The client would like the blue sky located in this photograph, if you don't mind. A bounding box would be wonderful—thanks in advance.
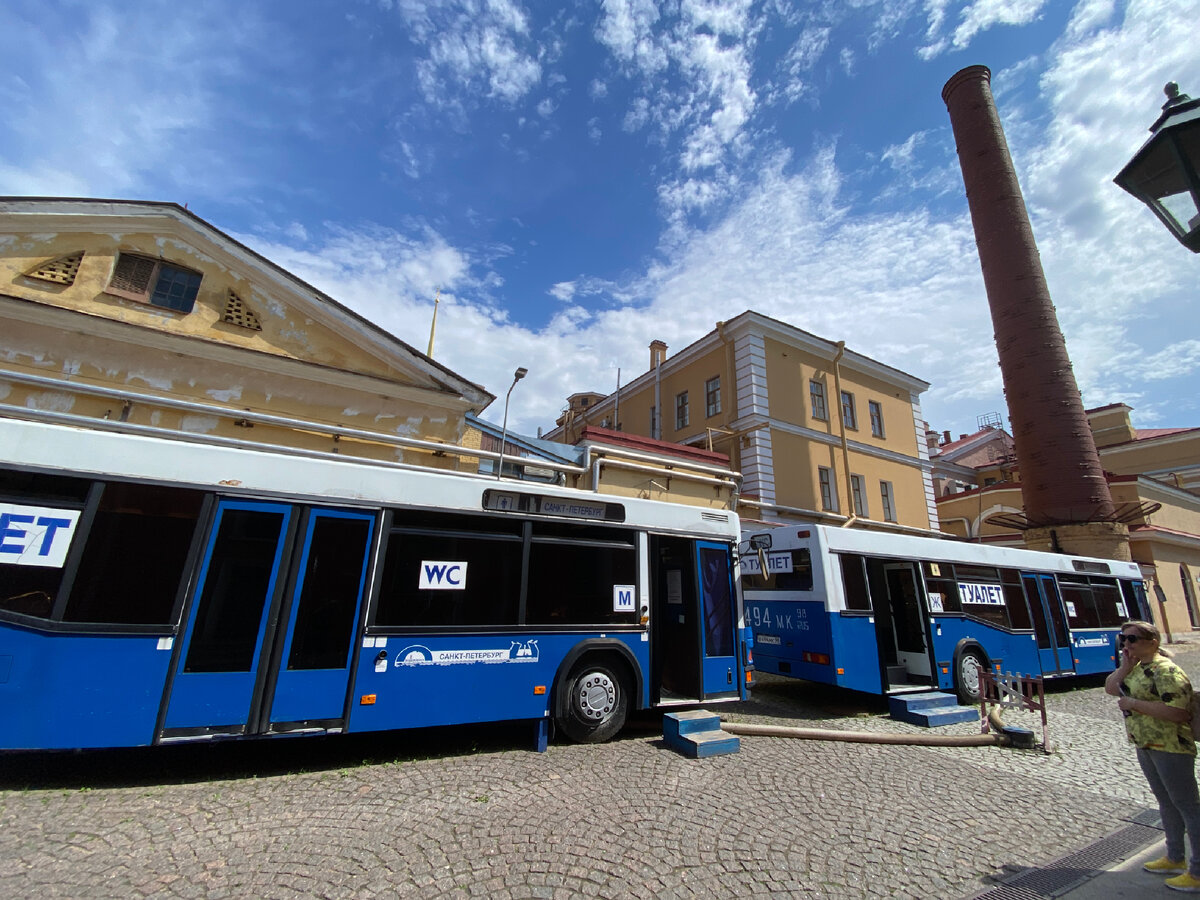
[2,0,1197,438]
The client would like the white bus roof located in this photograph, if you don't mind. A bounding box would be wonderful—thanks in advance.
[2,417,738,539]
[744,521,1143,579]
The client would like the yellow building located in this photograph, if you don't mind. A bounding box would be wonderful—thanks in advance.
[544,310,937,534]
[934,404,1200,639]
[0,197,492,466]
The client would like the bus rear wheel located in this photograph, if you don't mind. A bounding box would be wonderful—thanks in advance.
[956,648,986,705]
[558,661,629,743]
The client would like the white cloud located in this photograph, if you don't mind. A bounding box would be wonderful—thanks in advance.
[405,0,542,106]
[920,0,1048,57]
[594,0,758,233]
[549,281,577,301]
[1142,342,1200,382]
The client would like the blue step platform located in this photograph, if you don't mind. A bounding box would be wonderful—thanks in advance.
[888,691,978,727]
[663,710,741,758]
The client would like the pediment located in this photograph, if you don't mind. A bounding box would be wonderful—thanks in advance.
[0,198,492,410]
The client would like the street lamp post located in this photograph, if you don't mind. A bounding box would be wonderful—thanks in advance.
[1114,82,1200,252]
[496,367,527,480]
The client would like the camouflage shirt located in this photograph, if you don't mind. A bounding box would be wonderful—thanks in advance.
[1121,655,1195,755]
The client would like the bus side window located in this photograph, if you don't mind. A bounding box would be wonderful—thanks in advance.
[1089,578,1125,627]
[0,472,91,621]
[1121,580,1150,621]
[525,524,638,626]
[62,482,205,625]
[923,562,961,614]
[840,554,871,611]
[951,564,1010,629]
[1001,568,1032,629]
[374,524,522,628]
[1059,577,1099,628]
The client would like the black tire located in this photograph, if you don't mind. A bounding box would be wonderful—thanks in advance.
[557,661,629,743]
[956,648,986,705]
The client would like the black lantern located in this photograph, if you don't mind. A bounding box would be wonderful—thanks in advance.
[1114,82,1200,252]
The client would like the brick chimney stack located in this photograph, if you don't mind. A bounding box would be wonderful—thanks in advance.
[942,65,1127,559]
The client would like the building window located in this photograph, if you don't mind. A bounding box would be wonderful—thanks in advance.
[840,391,857,430]
[818,466,839,512]
[675,391,689,430]
[810,380,828,420]
[705,376,721,417]
[868,400,885,438]
[880,481,896,522]
[851,474,868,517]
[107,253,203,313]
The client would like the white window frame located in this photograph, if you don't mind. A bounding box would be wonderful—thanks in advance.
[840,391,857,430]
[705,376,721,417]
[880,480,896,522]
[819,466,839,512]
[868,400,885,438]
[851,474,868,517]
[810,380,828,421]
[675,391,689,430]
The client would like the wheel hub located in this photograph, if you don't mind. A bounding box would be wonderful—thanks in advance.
[577,673,615,721]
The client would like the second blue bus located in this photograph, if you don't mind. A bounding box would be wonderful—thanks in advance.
[740,523,1150,703]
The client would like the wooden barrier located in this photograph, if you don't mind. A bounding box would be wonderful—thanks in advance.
[978,669,1049,752]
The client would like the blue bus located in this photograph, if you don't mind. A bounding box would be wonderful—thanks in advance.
[740,523,1150,703]
[0,416,750,751]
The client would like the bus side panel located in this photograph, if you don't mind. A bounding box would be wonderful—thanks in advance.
[743,597,834,684]
[828,613,882,694]
[346,633,649,734]
[927,618,1043,690]
[0,625,171,749]
[1070,631,1119,676]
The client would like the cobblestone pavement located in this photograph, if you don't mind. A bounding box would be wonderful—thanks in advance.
[3,643,1198,899]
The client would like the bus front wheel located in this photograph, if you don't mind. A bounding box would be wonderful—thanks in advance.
[956,648,987,705]
[557,661,629,743]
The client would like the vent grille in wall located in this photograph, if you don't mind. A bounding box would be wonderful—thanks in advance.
[223,290,262,331]
[26,252,85,285]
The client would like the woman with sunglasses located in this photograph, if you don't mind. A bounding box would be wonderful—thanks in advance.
[1105,620,1200,892]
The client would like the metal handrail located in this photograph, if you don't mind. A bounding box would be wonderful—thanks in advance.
[0,368,585,476]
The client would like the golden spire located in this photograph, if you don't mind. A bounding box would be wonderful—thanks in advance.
[427,289,440,357]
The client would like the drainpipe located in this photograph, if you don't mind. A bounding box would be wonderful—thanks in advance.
[715,320,736,465]
[653,355,662,441]
[831,341,858,528]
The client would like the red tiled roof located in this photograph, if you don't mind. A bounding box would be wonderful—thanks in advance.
[1134,428,1196,440]
[576,425,730,466]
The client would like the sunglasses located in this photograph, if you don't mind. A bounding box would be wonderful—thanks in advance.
[1118,634,1146,644]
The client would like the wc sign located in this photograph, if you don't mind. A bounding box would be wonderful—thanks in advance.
[419,560,467,590]
[0,503,81,568]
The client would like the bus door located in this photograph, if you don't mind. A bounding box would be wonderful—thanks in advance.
[1021,574,1073,676]
[161,500,374,738]
[696,540,738,699]
[650,536,740,702]
[882,562,932,684]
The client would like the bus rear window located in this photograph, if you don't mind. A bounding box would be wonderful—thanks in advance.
[740,547,813,591]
